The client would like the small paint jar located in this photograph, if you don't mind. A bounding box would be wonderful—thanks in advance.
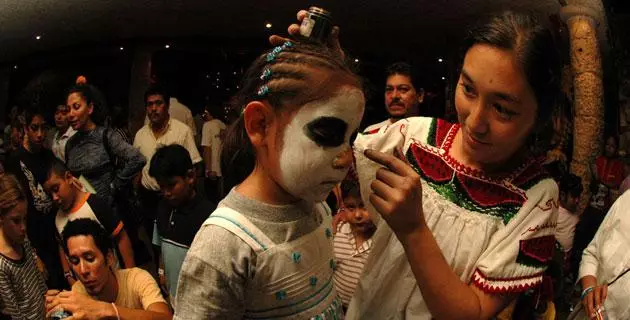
[299,7,333,43]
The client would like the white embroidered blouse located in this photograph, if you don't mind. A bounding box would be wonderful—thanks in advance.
[347,117,559,319]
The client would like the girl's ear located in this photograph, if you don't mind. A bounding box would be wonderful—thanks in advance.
[243,101,275,149]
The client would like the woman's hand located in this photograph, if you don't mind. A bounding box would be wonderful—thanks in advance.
[364,149,425,238]
[580,275,608,319]
[269,10,345,59]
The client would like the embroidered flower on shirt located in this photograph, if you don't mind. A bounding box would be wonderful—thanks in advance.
[292,252,301,263]
[309,276,318,287]
[275,290,287,300]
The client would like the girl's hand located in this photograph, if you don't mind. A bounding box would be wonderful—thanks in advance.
[364,149,425,238]
[269,10,345,59]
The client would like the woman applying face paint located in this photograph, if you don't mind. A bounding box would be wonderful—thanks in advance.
[277,10,562,319]
[174,42,364,319]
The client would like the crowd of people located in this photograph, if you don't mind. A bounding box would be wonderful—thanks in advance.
[0,7,629,320]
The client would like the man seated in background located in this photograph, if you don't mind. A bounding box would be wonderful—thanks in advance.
[45,218,171,320]
[150,144,215,303]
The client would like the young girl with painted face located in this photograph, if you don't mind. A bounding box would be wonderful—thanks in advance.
[278,10,562,319]
[174,42,364,319]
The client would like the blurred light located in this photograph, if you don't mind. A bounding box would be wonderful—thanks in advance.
[265,23,272,29]
[35,35,41,40]
[165,44,171,49]
[233,71,237,75]
[236,85,240,89]
[119,47,124,51]
[216,85,219,88]
[441,77,446,80]
[13,65,17,70]
[217,72,220,75]
[354,58,359,63]
[438,58,444,63]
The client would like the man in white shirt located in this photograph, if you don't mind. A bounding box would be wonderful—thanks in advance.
[201,105,226,202]
[133,86,202,260]
[50,104,77,162]
[363,62,424,133]
[144,97,196,136]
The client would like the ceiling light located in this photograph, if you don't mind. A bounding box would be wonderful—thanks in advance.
[13,65,17,70]
[35,35,41,40]
[438,58,443,63]
[119,47,124,51]
[354,58,359,63]
[265,23,272,29]
[165,44,170,49]
[441,77,446,80]
[233,71,237,75]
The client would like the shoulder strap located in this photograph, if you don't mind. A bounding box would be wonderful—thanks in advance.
[204,207,275,253]
[102,127,114,163]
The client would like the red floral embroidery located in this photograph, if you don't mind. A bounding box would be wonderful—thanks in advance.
[410,143,453,183]
[471,269,544,294]
[434,119,453,148]
[519,235,555,264]
[457,174,526,208]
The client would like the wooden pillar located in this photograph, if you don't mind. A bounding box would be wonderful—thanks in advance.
[560,5,604,213]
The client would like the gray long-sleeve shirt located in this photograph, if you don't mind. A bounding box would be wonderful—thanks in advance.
[65,126,145,203]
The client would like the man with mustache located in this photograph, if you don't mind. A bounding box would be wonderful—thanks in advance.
[133,86,202,264]
[363,62,425,134]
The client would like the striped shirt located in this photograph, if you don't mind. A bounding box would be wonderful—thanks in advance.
[0,240,47,320]
[332,222,373,306]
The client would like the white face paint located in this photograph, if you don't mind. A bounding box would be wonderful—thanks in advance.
[278,87,365,202]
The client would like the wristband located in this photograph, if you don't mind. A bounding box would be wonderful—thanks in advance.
[111,303,120,320]
[581,286,594,300]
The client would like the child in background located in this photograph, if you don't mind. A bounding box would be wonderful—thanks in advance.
[149,144,215,303]
[174,42,364,319]
[333,179,375,310]
[555,174,583,254]
[42,157,135,279]
[0,174,47,320]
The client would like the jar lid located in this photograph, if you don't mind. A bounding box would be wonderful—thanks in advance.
[308,6,332,19]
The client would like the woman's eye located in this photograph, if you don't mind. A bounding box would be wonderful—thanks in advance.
[493,103,517,120]
[461,83,475,96]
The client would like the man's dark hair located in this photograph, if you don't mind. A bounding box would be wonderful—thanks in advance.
[149,144,193,181]
[62,218,112,256]
[144,86,170,106]
[559,173,583,198]
[385,62,423,91]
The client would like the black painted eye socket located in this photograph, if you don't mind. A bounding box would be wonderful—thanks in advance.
[304,116,348,147]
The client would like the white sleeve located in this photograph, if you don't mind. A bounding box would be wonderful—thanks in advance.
[578,192,630,280]
[201,122,215,147]
[183,128,202,164]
